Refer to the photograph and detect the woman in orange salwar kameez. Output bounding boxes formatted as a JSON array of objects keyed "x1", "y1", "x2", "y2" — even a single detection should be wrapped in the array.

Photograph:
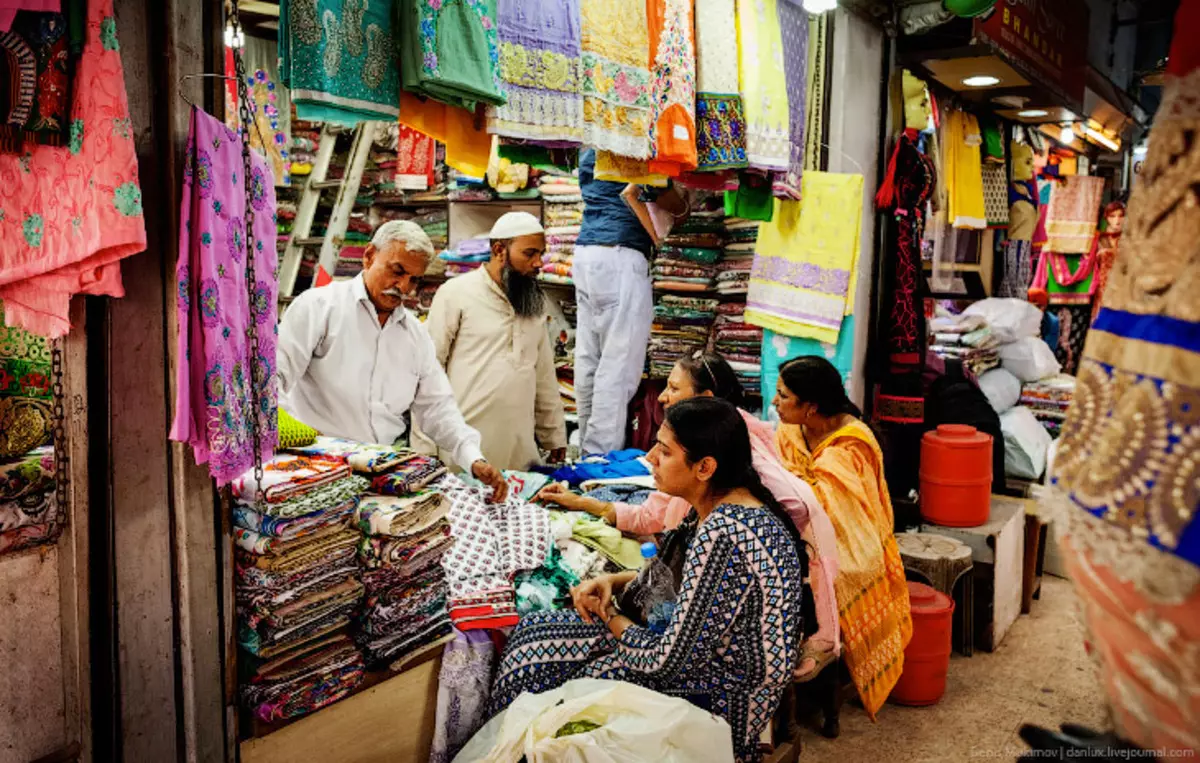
[{"x1": 773, "y1": 356, "x2": 912, "y2": 720}]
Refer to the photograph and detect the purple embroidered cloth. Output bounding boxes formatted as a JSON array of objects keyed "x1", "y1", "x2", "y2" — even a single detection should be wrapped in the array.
[
  {"x1": 777, "y1": 0, "x2": 808, "y2": 185},
  {"x1": 170, "y1": 106, "x2": 279, "y2": 485}
]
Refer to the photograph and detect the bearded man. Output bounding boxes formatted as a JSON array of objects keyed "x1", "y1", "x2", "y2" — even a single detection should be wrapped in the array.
[{"x1": 416, "y1": 212, "x2": 568, "y2": 471}]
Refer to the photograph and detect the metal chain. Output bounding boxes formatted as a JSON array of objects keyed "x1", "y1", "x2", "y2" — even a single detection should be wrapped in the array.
[
  {"x1": 230, "y1": 0, "x2": 265, "y2": 497},
  {"x1": 50, "y1": 340, "x2": 68, "y2": 524}
]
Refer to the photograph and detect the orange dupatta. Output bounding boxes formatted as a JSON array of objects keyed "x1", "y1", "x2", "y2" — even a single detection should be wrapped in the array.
[{"x1": 777, "y1": 419, "x2": 912, "y2": 719}]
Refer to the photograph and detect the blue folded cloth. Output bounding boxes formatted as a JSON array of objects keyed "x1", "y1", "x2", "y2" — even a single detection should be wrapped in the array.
[{"x1": 550, "y1": 450, "x2": 650, "y2": 487}]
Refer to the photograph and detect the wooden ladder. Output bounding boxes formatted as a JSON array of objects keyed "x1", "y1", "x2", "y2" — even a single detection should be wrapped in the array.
[{"x1": 277, "y1": 121, "x2": 380, "y2": 301}]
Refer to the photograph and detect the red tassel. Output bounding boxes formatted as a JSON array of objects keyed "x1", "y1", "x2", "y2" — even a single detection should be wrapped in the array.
[{"x1": 874, "y1": 134, "x2": 903, "y2": 209}]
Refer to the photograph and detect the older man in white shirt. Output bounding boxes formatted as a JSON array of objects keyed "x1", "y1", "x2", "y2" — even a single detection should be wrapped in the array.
[{"x1": 277, "y1": 220, "x2": 508, "y2": 500}]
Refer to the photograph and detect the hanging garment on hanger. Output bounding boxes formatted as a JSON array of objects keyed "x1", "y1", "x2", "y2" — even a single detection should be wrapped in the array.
[
  {"x1": 487, "y1": 0, "x2": 584, "y2": 144},
  {"x1": 0, "y1": 0, "x2": 146, "y2": 337},
  {"x1": 943, "y1": 109, "x2": 987, "y2": 230},
  {"x1": 170, "y1": 106, "x2": 279, "y2": 485},
  {"x1": 1044, "y1": 174, "x2": 1105, "y2": 253},
  {"x1": 735, "y1": 0, "x2": 790, "y2": 172},
  {"x1": 646, "y1": 0, "x2": 697, "y2": 176},
  {"x1": 579, "y1": 0, "x2": 652, "y2": 158},
  {"x1": 281, "y1": 0, "x2": 402, "y2": 125},
  {"x1": 399, "y1": 0, "x2": 506, "y2": 110},
  {"x1": 693, "y1": 0, "x2": 747, "y2": 171},
  {"x1": 773, "y1": 0, "x2": 808, "y2": 195}
]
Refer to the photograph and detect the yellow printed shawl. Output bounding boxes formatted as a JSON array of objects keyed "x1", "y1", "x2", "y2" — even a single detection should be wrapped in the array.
[{"x1": 777, "y1": 419, "x2": 912, "y2": 719}]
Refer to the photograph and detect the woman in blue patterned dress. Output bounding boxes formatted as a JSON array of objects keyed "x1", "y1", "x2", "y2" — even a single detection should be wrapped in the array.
[{"x1": 487, "y1": 398, "x2": 806, "y2": 762}]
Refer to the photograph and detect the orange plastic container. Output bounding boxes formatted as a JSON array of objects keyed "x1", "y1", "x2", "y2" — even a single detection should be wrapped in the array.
[
  {"x1": 891, "y1": 581, "x2": 955, "y2": 706},
  {"x1": 919, "y1": 424, "x2": 992, "y2": 527}
]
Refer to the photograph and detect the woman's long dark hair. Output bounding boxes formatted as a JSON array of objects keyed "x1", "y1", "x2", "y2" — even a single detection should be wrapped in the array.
[
  {"x1": 779, "y1": 355, "x2": 863, "y2": 419},
  {"x1": 677, "y1": 351, "x2": 745, "y2": 408},
  {"x1": 664, "y1": 398, "x2": 804, "y2": 553}
]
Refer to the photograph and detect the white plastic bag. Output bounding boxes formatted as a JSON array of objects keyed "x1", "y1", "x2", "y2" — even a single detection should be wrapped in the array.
[
  {"x1": 999, "y1": 337, "x2": 1062, "y2": 382},
  {"x1": 1001, "y1": 407, "x2": 1053, "y2": 480},
  {"x1": 454, "y1": 678, "x2": 735, "y2": 763},
  {"x1": 962, "y1": 298, "x2": 1043, "y2": 344},
  {"x1": 978, "y1": 369, "x2": 1022, "y2": 413}
]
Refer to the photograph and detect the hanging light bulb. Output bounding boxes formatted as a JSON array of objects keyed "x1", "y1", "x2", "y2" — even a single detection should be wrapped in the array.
[
  {"x1": 1060, "y1": 124, "x2": 1075, "y2": 144},
  {"x1": 803, "y1": 0, "x2": 838, "y2": 13}
]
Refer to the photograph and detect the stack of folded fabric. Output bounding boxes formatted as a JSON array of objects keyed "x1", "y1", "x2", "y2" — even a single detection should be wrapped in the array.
[
  {"x1": 233, "y1": 455, "x2": 370, "y2": 723},
  {"x1": 1019, "y1": 375, "x2": 1076, "y2": 438},
  {"x1": 356, "y1": 489, "x2": 454, "y2": 666},
  {"x1": 930, "y1": 325, "x2": 1001, "y2": 377},
  {"x1": 335, "y1": 244, "x2": 365, "y2": 280},
  {"x1": 538, "y1": 174, "x2": 581, "y2": 203},
  {"x1": 716, "y1": 218, "x2": 756, "y2": 297},
  {"x1": 713, "y1": 305, "x2": 763, "y2": 393},
  {"x1": 651, "y1": 245, "x2": 719, "y2": 293},
  {"x1": 277, "y1": 199, "x2": 297, "y2": 239},
  {"x1": 438, "y1": 474, "x2": 551, "y2": 632},
  {"x1": 440, "y1": 237, "x2": 491, "y2": 278},
  {"x1": 540, "y1": 195, "x2": 582, "y2": 286},
  {"x1": 648, "y1": 295, "x2": 718, "y2": 378},
  {"x1": 289, "y1": 124, "x2": 320, "y2": 179},
  {"x1": 447, "y1": 172, "x2": 495, "y2": 202}
]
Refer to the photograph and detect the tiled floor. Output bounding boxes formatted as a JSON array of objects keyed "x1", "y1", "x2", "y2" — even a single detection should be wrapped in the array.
[{"x1": 800, "y1": 576, "x2": 1107, "y2": 762}]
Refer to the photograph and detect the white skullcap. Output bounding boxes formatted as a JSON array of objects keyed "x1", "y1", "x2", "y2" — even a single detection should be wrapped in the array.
[{"x1": 488, "y1": 211, "x2": 544, "y2": 240}]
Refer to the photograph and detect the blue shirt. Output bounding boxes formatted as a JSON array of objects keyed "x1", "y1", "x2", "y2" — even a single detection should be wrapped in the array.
[{"x1": 576, "y1": 149, "x2": 658, "y2": 257}]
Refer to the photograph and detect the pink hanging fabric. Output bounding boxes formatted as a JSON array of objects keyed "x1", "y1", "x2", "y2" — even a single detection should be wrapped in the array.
[
  {"x1": 0, "y1": 0, "x2": 146, "y2": 337},
  {"x1": 0, "y1": 1, "x2": 59, "y2": 32}
]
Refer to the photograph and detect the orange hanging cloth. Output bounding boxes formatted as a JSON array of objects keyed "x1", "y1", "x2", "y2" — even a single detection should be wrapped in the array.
[{"x1": 646, "y1": 0, "x2": 698, "y2": 176}]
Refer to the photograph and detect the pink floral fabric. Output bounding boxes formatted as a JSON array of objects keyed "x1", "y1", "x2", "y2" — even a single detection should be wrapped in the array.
[
  {"x1": 169, "y1": 106, "x2": 278, "y2": 486},
  {"x1": 0, "y1": 0, "x2": 145, "y2": 337}
]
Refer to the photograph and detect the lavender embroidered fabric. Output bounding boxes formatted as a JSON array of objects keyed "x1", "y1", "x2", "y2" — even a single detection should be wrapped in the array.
[
  {"x1": 170, "y1": 106, "x2": 279, "y2": 485},
  {"x1": 777, "y1": 0, "x2": 808, "y2": 184},
  {"x1": 429, "y1": 628, "x2": 497, "y2": 763}
]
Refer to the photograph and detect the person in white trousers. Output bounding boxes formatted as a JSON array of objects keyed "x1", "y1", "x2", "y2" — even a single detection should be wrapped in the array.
[{"x1": 573, "y1": 150, "x2": 686, "y2": 454}]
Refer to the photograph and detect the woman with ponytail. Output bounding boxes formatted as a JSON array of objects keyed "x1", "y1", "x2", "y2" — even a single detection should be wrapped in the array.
[
  {"x1": 537, "y1": 351, "x2": 841, "y2": 679},
  {"x1": 774, "y1": 356, "x2": 912, "y2": 721},
  {"x1": 489, "y1": 398, "x2": 805, "y2": 763}
]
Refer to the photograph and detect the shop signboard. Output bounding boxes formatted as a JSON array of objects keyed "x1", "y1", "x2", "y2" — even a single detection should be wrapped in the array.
[{"x1": 975, "y1": 0, "x2": 1089, "y2": 111}]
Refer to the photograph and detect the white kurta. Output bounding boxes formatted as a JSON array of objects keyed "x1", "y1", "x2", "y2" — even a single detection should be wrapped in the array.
[
  {"x1": 416, "y1": 267, "x2": 567, "y2": 471},
  {"x1": 276, "y1": 275, "x2": 485, "y2": 469}
]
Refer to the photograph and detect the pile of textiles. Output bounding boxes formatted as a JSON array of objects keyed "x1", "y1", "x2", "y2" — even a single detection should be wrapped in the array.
[
  {"x1": 540, "y1": 221, "x2": 580, "y2": 286},
  {"x1": 287, "y1": 437, "x2": 427, "y2": 476},
  {"x1": 232, "y1": 455, "x2": 370, "y2": 723},
  {"x1": 438, "y1": 474, "x2": 552, "y2": 631},
  {"x1": 929, "y1": 314, "x2": 1002, "y2": 377},
  {"x1": 355, "y1": 488, "x2": 454, "y2": 666},
  {"x1": 649, "y1": 295, "x2": 717, "y2": 378},
  {"x1": 335, "y1": 245, "x2": 365, "y2": 280},
  {"x1": 713, "y1": 303, "x2": 763, "y2": 392},
  {"x1": 549, "y1": 449, "x2": 652, "y2": 488},
  {"x1": 0, "y1": 446, "x2": 64, "y2": 556},
  {"x1": 538, "y1": 175, "x2": 582, "y2": 203},
  {"x1": 276, "y1": 199, "x2": 297, "y2": 238},
  {"x1": 289, "y1": 126, "x2": 321, "y2": 178},
  {"x1": 441, "y1": 238, "x2": 491, "y2": 278},
  {"x1": 447, "y1": 173, "x2": 495, "y2": 202},
  {"x1": 1019, "y1": 375, "x2": 1075, "y2": 438},
  {"x1": 718, "y1": 217, "x2": 758, "y2": 296},
  {"x1": 375, "y1": 207, "x2": 450, "y2": 253},
  {"x1": 651, "y1": 245, "x2": 720, "y2": 292}
]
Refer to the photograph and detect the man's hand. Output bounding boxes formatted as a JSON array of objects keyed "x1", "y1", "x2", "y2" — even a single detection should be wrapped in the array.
[
  {"x1": 471, "y1": 460, "x2": 509, "y2": 503},
  {"x1": 548, "y1": 447, "x2": 567, "y2": 464}
]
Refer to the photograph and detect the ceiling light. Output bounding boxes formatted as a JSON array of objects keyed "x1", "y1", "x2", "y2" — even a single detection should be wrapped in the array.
[
  {"x1": 962, "y1": 75, "x2": 1000, "y2": 87},
  {"x1": 802, "y1": 0, "x2": 837, "y2": 12},
  {"x1": 1060, "y1": 124, "x2": 1075, "y2": 144},
  {"x1": 1018, "y1": 109, "x2": 1049, "y2": 118},
  {"x1": 1085, "y1": 126, "x2": 1120, "y2": 152}
]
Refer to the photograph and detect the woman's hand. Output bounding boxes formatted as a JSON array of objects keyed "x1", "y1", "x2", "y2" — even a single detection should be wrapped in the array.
[
  {"x1": 570, "y1": 575, "x2": 616, "y2": 624},
  {"x1": 535, "y1": 484, "x2": 617, "y2": 524},
  {"x1": 535, "y1": 481, "x2": 573, "y2": 506}
]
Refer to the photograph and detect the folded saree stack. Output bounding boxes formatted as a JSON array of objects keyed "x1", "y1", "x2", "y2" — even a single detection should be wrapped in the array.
[
  {"x1": 540, "y1": 179, "x2": 583, "y2": 286},
  {"x1": 648, "y1": 295, "x2": 718, "y2": 378},
  {"x1": 232, "y1": 454, "x2": 370, "y2": 722}
]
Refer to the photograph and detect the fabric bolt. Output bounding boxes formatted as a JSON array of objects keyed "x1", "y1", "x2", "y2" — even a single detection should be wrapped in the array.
[
  {"x1": 1044, "y1": 175, "x2": 1105, "y2": 253},
  {"x1": 244, "y1": 634, "x2": 365, "y2": 723},
  {"x1": 693, "y1": 0, "x2": 747, "y2": 171},
  {"x1": 746, "y1": 175, "x2": 864, "y2": 344},
  {"x1": 579, "y1": 0, "x2": 652, "y2": 158},
  {"x1": 735, "y1": 0, "x2": 789, "y2": 171},
  {"x1": 0, "y1": 0, "x2": 146, "y2": 337},
  {"x1": 170, "y1": 107, "x2": 278, "y2": 485},
  {"x1": 276, "y1": 274, "x2": 485, "y2": 469},
  {"x1": 396, "y1": 124, "x2": 436, "y2": 190},
  {"x1": 1046, "y1": 20, "x2": 1200, "y2": 749},
  {"x1": 280, "y1": 0, "x2": 401, "y2": 125},
  {"x1": 415, "y1": 267, "x2": 566, "y2": 472},
  {"x1": 355, "y1": 491, "x2": 445, "y2": 536},
  {"x1": 239, "y1": 525, "x2": 362, "y2": 573},
  {"x1": 358, "y1": 522, "x2": 452, "y2": 573},
  {"x1": 777, "y1": 420, "x2": 911, "y2": 719},
  {"x1": 573, "y1": 244, "x2": 655, "y2": 455},
  {"x1": 646, "y1": 0, "x2": 697, "y2": 176},
  {"x1": 238, "y1": 475, "x2": 369, "y2": 520},
  {"x1": 370, "y1": 455, "x2": 448, "y2": 496},
  {"x1": 943, "y1": 109, "x2": 986, "y2": 230},
  {"x1": 487, "y1": 502, "x2": 805, "y2": 763},
  {"x1": 231, "y1": 454, "x2": 349, "y2": 505},
  {"x1": 288, "y1": 436, "x2": 419, "y2": 474},
  {"x1": 487, "y1": 0, "x2": 582, "y2": 143},
  {"x1": 233, "y1": 497, "x2": 356, "y2": 541}
]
